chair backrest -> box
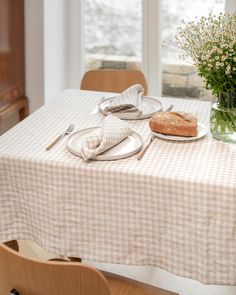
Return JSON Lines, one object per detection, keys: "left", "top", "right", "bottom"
{"left": 0, "top": 244, "right": 110, "bottom": 295}
{"left": 81, "top": 69, "right": 148, "bottom": 95}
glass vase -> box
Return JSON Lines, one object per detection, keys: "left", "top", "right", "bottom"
{"left": 210, "top": 92, "right": 236, "bottom": 143}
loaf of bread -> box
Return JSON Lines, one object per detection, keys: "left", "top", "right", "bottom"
{"left": 149, "top": 112, "right": 198, "bottom": 137}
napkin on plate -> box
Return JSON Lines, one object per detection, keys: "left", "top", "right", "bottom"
{"left": 103, "top": 84, "right": 144, "bottom": 115}
{"left": 80, "top": 115, "right": 131, "bottom": 160}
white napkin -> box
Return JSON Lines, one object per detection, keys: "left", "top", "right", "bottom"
{"left": 80, "top": 115, "right": 131, "bottom": 160}
{"left": 103, "top": 84, "right": 144, "bottom": 115}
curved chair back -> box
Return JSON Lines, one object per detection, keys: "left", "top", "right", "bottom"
{"left": 0, "top": 244, "right": 110, "bottom": 295}
{"left": 81, "top": 69, "right": 148, "bottom": 95}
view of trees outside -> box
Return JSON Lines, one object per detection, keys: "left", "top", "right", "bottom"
{"left": 85, "top": 0, "right": 142, "bottom": 57}
{"left": 85, "top": 0, "right": 225, "bottom": 63}
{"left": 162, "top": 0, "right": 224, "bottom": 63}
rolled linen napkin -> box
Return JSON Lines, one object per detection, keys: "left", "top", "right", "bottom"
{"left": 103, "top": 84, "right": 144, "bottom": 115}
{"left": 80, "top": 115, "right": 132, "bottom": 160}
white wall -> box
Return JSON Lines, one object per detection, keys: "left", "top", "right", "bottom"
{"left": 65, "top": 0, "right": 85, "bottom": 89}
{"left": 142, "top": 0, "right": 162, "bottom": 97}
{"left": 24, "top": 0, "right": 85, "bottom": 112}
{"left": 44, "top": 0, "right": 66, "bottom": 103}
{"left": 24, "top": 0, "right": 44, "bottom": 114}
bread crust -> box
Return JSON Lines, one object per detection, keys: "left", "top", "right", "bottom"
{"left": 149, "top": 112, "right": 198, "bottom": 137}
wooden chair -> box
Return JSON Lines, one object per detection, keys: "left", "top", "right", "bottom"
{"left": 0, "top": 244, "right": 178, "bottom": 295}
{"left": 81, "top": 69, "right": 148, "bottom": 95}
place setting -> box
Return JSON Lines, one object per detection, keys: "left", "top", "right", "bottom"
{"left": 66, "top": 83, "right": 164, "bottom": 161}
{"left": 66, "top": 110, "right": 207, "bottom": 162}
{"left": 67, "top": 114, "right": 143, "bottom": 161}
{"left": 46, "top": 84, "right": 208, "bottom": 162}
{"left": 97, "top": 84, "right": 163, "bottom": 120}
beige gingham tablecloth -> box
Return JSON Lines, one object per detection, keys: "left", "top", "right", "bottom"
{"left": 0, "top": 90, "right": 236, "bottom": 285}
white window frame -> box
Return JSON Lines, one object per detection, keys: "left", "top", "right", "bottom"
{"left": 57, "top": 0, "right": 236, "bottom": 97}
{"left": 65, "top": 0, "right": 164, "bottom": 96}
{"left": 142, "top": 0, "right": 162, "bottom": 96}
{"left": 30, "top": 0, "right": 236, "bottom": 107}
{"left": 225, "top": 0, "right": 236, "bottom": 13}
{"left": 141, "top": 0, "right": 236, "bottom": 97}
{"left": 65, "top": 0, "right": 85, "bottom": 89}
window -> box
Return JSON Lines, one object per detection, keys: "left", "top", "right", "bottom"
{"left": 63, "top": 0, "right": 235, "bottom": 100}
{"left": 40, "top": 0, "right": 236, "bottom": 105}
{"left": 162, "top": 0, "right": 225, "bottom": 100}
{"left": 162, "top": 0, "right": 225, "bottom": 64}
{"left": 85, "top": 0, "right": 142, "bottom": 70}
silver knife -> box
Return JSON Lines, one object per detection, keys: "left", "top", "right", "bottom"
{"left": 137, "top": 105, "right": 174, "bottom": 160}
{"left": 46, "top": 124, "right": 74, "bottom": 151}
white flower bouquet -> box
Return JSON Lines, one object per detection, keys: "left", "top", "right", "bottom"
{"left": 175, "top": 12, "right": 236, "bottom": 107}
{"left": 175, "top": 13, "right": 236, "bottom": 142}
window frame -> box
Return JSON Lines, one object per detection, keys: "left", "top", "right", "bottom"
{"left": 43, "top": 0, "right": 236, "bottom": 100}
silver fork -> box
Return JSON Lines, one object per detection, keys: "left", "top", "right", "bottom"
{"left": 46, "top": 124, "right": 74, "bottom": 151}
{"left": 163, "top": 104, "right": 174, "bottom": 113}
{"left": 137, "top": 105, "right": 174, "bottom": 160}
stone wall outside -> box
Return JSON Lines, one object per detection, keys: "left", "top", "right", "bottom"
{"left": 85, "top": 54, "right": 214, "bottom": 102}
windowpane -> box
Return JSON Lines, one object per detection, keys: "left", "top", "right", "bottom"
{"left": 162, "top": 0, "right": 225, "bottom": 100}
{"left": 162, "top": 0, "right": 225, "bottom": 64}
{"left": 85, "top": 0, "right": 142, "bottom": 69}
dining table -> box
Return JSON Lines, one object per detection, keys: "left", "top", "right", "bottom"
{"left": 0, "top": 89, "right": 236, "bottom": 286}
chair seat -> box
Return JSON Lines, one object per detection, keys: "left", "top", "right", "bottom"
{"left": 102, "top": 271, "right": 178, "bottom": 295}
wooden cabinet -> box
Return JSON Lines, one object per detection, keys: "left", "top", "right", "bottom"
{"left": 0, "top": 0, "right": 28, "bottom": 133}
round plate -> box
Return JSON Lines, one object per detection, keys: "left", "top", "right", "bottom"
{"left": 151, "top": 123, "right": 208, "bottom": 141}
{"left": 99, "top": 96, "right": 162, "bottom": 120}
{"left": 67, "top": 127, "right": 143, "bottom": 160}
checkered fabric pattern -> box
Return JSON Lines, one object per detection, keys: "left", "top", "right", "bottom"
{"left": 103, "top": 84, "right": 143, "bottom": 115}
{"left": 0, "top": 89, "right": 236, "bottom": 285}
{"left": 80, "top": 114, "right": 131, "bottom": 160}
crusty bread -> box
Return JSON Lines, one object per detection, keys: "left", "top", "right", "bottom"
{"left": 149, "top": 112, "right": 198, "bottom": 137}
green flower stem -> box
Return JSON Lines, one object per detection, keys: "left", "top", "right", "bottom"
{"left": 211, "top": 105, "right": 236, "bottom": 134}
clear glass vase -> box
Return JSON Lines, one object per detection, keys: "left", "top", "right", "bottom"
{"left": 210, "top": 92, "right": 236, "bottom": 143}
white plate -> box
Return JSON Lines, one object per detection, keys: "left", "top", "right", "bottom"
{"left": 99, "top": 96, "right": 162, "bottom": 120}
{"left": 67, "top": 127, "right": 143, "bottom": 160}
{"left": 151, "top": 123, "right": 208, "bottom": 141}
